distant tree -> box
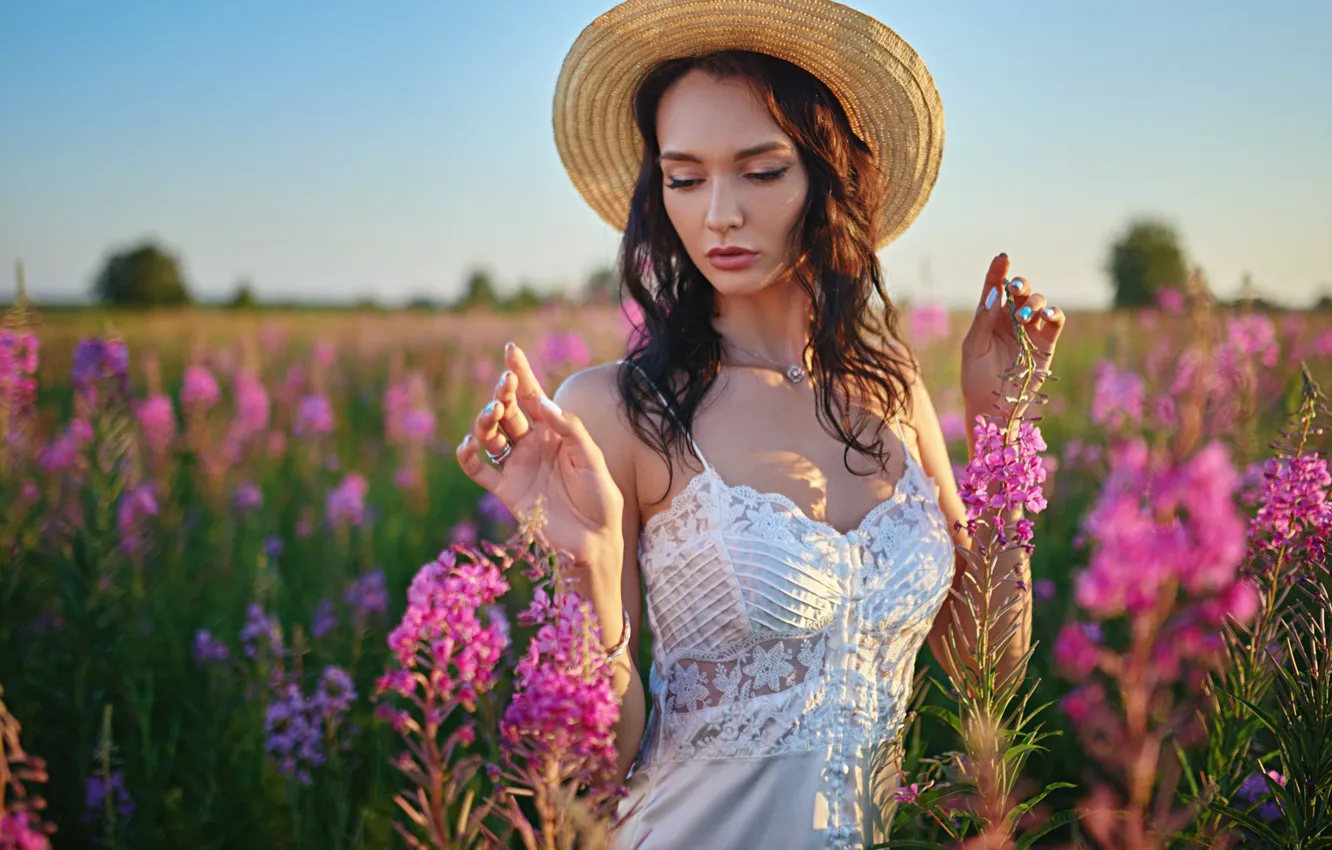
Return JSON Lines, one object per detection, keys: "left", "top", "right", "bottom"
{"left": 229, "top": 278, "right": 259, "bottom": 309}
{"left": 1316, "top": 291, "right": 1332, "bottom": 312}
{"left": 354, "top": 296, "right": 383, "bottom": 312}
{"left": 92, "top": 241, "right": 194, "bottom": 307}
{"left": 505, "top": 282, "right": 543, "bottom": 313}
{"left": 406, "top": 295, "right": 437, "bottom": 311}
{"left": 582, "top": 265, "right": 619, "bottom": 304}
{"left": 1106, "top": 219, "right": 1188, "bottom": 308}
{"left": 456, "top": 268, "right": 500, "bottom": 311}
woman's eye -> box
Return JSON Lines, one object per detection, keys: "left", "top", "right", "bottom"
{"left": 665, "top": 167, "right": 789, "bottom": 191}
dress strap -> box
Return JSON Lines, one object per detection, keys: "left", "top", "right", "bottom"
{"left": 619, "top": 359, "right": 712, "bottom": 470}
{"left": 893, "top": 415, "right": 920, "bottom": 476}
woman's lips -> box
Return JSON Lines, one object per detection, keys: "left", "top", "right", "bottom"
{"left": 707, "top": 251, "right": 758, "bottom": 271}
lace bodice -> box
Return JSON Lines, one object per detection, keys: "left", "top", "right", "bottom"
{"left": 621, "top": 362, "right": 956, "bottom": 849}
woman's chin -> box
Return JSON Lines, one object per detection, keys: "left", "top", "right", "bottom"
{"left": 702, "top": 268, "right": 783, "bottom": 297}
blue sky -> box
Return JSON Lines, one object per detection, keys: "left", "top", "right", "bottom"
{"left": 2, "top": 0, "right": 1329, "bottom": 309}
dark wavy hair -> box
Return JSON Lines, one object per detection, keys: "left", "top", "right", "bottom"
{"left": 616, "top": 50, "right": 916, "bottom": 503}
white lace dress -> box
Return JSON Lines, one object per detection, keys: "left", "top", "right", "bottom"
{"left": 613, "top": 367, "right": 956, "bottom": 850}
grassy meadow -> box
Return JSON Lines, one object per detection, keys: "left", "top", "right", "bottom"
{"left": 2, "top": 298, "right": 1330, "bottom": 847}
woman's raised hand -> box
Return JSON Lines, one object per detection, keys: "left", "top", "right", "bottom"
{"left": 456, "top": 342, "right": 625, "bottom": 567}
{"left": 960, "top": 253, "right": 1066, "bottom": 416}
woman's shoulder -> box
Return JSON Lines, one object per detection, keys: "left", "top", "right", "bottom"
{"left": 551, "top": 360, "right": 627, "bottom": 417}
{"left": 551, "top": 360, "right": 638, "bottom": 466}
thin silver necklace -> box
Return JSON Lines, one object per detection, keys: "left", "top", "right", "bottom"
{"left": 724, "top": 338, "right": 808, "bottom": 384}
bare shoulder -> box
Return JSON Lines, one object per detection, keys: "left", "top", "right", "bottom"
{"left": 880, "top": 340, "right": 960, "bottom": 511}
{"left": 551, "top": 361, "right": 637, "bottom": 480}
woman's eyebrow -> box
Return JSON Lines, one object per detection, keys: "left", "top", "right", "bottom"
{"left": 658, "top": 141, "right": 792, "bottom": 164}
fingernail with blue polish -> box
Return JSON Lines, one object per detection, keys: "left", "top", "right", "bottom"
{"left": 984, "top": 287, "right": 998, "bottom": 310}
{"left": 1043, "top": 306, "right": 1058, "bottom": 319}
{"left": 1017, "top": 305, "right": 1033, "bottom": 322}
{"left": 484, "top": 401, "right": 499, "bottom": 416}
{"left": 1008, "top": 277, "right": 1025, "bottom": 293}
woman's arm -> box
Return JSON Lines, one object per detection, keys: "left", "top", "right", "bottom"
{"left": 552, "top": 365, "right": 648, "bottom": 785}
{"left": 903, "top": 361, "right": 1032, "bottom": 688}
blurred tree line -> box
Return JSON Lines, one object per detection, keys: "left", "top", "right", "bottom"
{"left": 80, "top": 239, "right": 622, "bottom": 312}
{"left": 14, "top": 229, "right": 1326, "bottom": 312}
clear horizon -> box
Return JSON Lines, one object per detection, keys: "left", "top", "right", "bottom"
{"left": 2, "top": 0, "right": 1329, "bottom": 310}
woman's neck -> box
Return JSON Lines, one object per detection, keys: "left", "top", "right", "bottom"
{"left": 712, "top": 277, "right": 812, "bottom": 367}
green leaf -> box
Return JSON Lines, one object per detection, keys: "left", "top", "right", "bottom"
{"left": 918, "top": 703, "right": 962, "bottom": 734}
{"left": 1006, "top": 782, "right": 1076, "bottom": 828}
{"left": 1014, "top": 809, "right": 1083, "bottom": 850}
{"left": 1205, "top": 801, "right": 1283, "bottom": 845}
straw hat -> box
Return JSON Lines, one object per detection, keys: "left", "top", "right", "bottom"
{"left": 552, "top": 0, "right": 945, "bottom": 251}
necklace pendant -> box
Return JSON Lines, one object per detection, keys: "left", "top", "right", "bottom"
{"left": 785, "top": 364, "right": 807, "bottom": 383}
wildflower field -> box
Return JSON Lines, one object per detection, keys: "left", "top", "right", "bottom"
{"left": 2, "top": 291, "right": 1331, "bottom": 848}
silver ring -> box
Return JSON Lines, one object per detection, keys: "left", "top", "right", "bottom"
{"left": 484, "top": 439, "right": 513, "bottom": 467}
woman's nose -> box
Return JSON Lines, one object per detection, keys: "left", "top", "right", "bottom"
{"left": 705, "top": 177, "right": 743, "bottom": 234}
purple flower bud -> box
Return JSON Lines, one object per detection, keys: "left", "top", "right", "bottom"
{"left": 293, "top": 393, "right": 334, "bottom": 437}
{"left": 193, "top": 629, "right": 231, "bottom": 664}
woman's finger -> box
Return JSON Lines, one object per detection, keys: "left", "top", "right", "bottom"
{"left": 1015, "top": 292, "right": 1047, "bottom": 327}
{"left": 495, "top": 369, "right": 532, "bottom": 440}
{"left": 974, "top": 253, "right": 1010, "bottom": 313}
{"left": 1029, "top": 303, "right": 1066, "bottom": 358}
{"left": 1005, "top": 275, "right": 1032, "bottom": 303}
{"left": 505, "top": 342, "right": 550, "bottom": 422}
{"left": 456, "top": 434, "right": 502, "bottom": 491}
{"left": 473, "top": 398, "right": 509, "bottom": 459}
{"left": 964, "top": 253, "right": 1011, "bottom": 354}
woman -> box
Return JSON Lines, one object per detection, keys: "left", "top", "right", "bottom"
{"left": 457, "top": 1, "right": 1064, "bottom": 847}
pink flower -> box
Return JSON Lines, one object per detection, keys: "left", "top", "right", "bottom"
{"left": 1224, "top": 314, "right": 1279, "bottom": 369}
{"left": 1252, "top": 453, "right": 1331, "bottom": 543}
{"left": 383, "top": 382, "right": 410, "bottom": 445}
{"left": 537, "top": 331, "right": 592, "bottom": 373}
{"left": 1059, "top": 682, "right": 1105, "bottom": 724}
{"left": 1200, "top": 579, "right": 1261, "bottom": 625}
{"left": 382, "top": 549, "right": 510, "bottom": 709}
{"left": 1075, "top": 440, "right": 1246, "bottom": 618}
{"left": 500, "top": 592, "right": 619, "bottom": 775}
{"left": 117, "top": 485, "right": 160, "bottom": 555}
{"left": 38, "top": 420, "right": 92, "bottom": 473}
{"left": 1054, "top": 622, "right": 1102, "bottom": 678}
{"left": 938, "top": 410, "right": 967, "bottom": 443}
{"left": 907, "top": 303, "right": 951, "bottom": 346}
{"left": 957, "top": 417, "right": 1048, "bottom": 545}
{"left": 326, "top": 473, "right": 369, "bottom": 527}
{"left": 1156, "top": 287, "right": 1186, "bottom": 314}
{"left": 449, "top": 521, "right": 478, "bottom": 548}
{"left": 893, "top": 780, "right": 934, "bottom": 805}
{"left": 135, "top": 393, "right": 176, "bottom": 453}
{"left": 0, "top": 329, "right": 40, "bottom": 425}
{"left": 181, "top": 365, "right": 220, "bottom": 410}
{"left": 0, "top": 809, "right": 50, "bottom": 849}
{"left": 233, "top": 374, "right": 270, "bottom": 436}
{"left": 313, "top": 342, "right": 337, "bottom": 368}
{"left": 1314, "top": 330, "right": 1332, "bottom": 358}
{"left": 1090, "top": 360, "right": 1145, "bottom": 431}
{"left": 293, "top": 393, "right": 334, "bottom": 437}
{"left": 234, "top": 481, "right": 264, "bottom": 513}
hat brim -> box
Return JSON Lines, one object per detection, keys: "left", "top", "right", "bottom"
{"left": 552, "top": 0, "right": 945, "bottom": 251}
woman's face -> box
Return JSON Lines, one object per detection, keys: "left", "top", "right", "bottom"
{"left": 655, "top": 70, "right": 809, "bottom": 297}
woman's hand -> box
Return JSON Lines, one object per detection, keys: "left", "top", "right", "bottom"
{"left": 960, "top": 253, "right": 1065, "bottom": 418}
{"left": 456, "top": 342, "right": 625, "bottom": 568}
